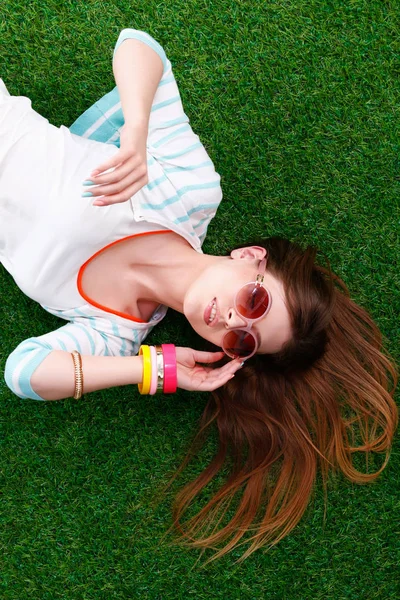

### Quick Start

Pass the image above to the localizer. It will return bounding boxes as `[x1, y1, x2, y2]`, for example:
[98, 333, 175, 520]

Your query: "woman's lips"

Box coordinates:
[204, 297, 220, 327]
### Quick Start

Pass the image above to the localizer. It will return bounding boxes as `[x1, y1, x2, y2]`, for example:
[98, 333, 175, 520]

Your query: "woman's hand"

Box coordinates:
[176, 348, 243, 392]
[84, 123, 149, 206]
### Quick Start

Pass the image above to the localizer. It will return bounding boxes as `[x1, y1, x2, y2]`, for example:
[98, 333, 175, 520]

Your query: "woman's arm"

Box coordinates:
[113, 38, 164, 129]
[4, 321, 141, 401]
[31, 351, 143, 400]
[30, 348, 241, 401]
[5, 322, 241, 401]
[87, 36, 164, 204]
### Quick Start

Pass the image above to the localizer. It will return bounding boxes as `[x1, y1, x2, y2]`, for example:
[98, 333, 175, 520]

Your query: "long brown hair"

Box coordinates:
[164, 238, 398, 563]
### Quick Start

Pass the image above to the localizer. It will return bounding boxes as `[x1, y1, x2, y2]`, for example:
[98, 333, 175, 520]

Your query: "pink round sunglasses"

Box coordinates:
[222, 257, 272, 359]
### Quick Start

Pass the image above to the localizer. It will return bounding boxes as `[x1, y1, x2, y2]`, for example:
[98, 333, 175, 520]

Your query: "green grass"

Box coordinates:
[1, 0, 399, 598]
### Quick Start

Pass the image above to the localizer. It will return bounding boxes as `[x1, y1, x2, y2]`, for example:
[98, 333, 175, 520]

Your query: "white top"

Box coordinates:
[1, 29, 223, 400]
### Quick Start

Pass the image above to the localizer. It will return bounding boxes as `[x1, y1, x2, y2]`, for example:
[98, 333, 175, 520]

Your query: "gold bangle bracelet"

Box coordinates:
[71, 350, 84, 400]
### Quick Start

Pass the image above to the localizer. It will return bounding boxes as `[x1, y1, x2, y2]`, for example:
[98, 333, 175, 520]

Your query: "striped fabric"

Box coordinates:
[5, 304, 167, 401]
[70, 29, 222, 247]
[3, 29, 223, 401]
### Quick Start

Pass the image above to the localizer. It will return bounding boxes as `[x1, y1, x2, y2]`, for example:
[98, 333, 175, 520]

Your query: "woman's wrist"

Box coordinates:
[130, 354, 144, 385]
[122, 119, 148, 134]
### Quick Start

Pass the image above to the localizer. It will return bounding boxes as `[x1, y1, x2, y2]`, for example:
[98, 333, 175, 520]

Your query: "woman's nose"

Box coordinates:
[225, 307, 247, 329]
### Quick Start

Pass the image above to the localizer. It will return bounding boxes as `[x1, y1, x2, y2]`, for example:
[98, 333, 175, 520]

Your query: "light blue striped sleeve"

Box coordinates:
[69, 29, 170, 142]
[113, 29, 168, 74]
[4, 321, 123, 401]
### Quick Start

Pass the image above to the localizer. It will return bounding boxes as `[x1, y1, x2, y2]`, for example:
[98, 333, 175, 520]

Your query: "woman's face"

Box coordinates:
[183, 247, 292, 356]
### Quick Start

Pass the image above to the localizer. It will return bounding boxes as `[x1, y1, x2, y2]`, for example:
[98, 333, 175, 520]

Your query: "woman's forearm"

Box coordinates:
[113, 39, 164, 129]
[30, 351, 144, 401]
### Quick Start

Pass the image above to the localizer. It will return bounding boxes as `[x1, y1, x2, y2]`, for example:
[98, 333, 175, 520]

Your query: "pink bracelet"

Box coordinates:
[149, 346, 158, 395]
[161, 344, 177, 394]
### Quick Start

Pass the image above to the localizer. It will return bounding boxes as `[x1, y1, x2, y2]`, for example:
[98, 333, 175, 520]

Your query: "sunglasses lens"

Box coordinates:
[236, 283, 270, 320]
[223, 329, 257, 359]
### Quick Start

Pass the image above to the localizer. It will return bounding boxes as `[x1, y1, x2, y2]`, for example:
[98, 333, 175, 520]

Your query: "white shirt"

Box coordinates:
[1, 30, 223, 400]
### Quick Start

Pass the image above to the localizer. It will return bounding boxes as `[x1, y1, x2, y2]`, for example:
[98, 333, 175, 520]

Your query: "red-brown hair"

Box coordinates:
[164, 238, 398, 563]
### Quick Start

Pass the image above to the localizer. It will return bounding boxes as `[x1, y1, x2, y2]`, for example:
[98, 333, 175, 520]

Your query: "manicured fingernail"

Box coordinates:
[82, 180, 94, 186]
[82, 192, 93, 197]
[240, 361, 245, 367]
[93, 201, 105, 206]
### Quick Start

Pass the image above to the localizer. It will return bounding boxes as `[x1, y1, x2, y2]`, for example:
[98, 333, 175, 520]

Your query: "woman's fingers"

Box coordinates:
[92, 175, 149, 206]
[194, 367, 239, 392]
[83, 151, 148, 206]
[89, 151, 127, 179]
[88, 154, 144, 186]
[187, 350, 225, 364]
[87, 164, 148, 201]
[86, 122, 148, 203]
[175, 348, 244, 392]
[85, 162, 147, 196]
[182, 359, 243, 392]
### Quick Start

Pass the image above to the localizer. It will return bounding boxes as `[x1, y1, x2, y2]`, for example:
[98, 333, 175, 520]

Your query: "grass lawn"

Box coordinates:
[1, 0, 399, 598]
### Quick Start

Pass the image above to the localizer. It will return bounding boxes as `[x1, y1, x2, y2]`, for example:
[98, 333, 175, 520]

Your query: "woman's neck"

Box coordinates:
[125, 232, 220, 313]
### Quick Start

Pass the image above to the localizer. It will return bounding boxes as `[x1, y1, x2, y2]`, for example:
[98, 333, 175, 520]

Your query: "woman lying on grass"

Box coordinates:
[1, 29, 397, 562]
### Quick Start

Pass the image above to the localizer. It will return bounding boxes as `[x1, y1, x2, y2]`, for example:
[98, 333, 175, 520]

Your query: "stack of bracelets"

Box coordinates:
[69, 343, 177, 399]
[138, 343, 177, 395]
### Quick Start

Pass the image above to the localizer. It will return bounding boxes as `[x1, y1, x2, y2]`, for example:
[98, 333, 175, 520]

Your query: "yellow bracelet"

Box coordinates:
[138, 345, 152, 395]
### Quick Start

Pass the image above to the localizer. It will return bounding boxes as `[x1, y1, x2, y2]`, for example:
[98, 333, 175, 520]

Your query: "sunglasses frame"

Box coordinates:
[222, 257, 272, 360]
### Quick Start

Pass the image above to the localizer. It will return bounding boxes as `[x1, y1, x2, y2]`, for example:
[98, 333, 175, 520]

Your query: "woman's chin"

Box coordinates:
[183, 299, 222, 347]
[187, 317, 220, 348]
